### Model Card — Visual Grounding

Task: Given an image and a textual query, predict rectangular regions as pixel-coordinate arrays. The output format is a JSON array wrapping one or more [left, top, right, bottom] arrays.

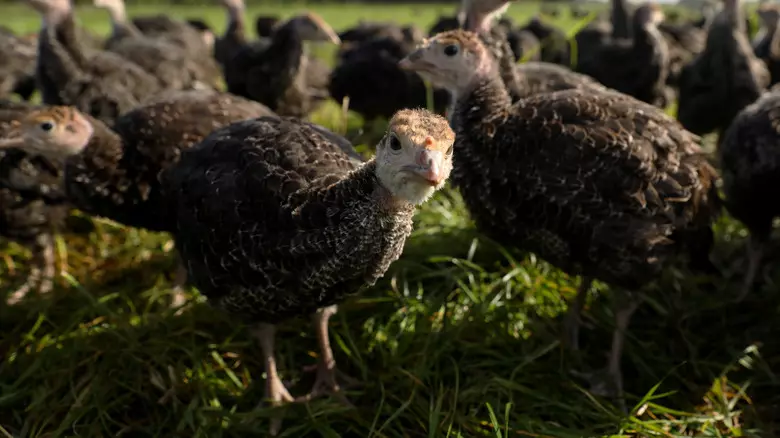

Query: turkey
[[677, 0, 770, 139], [0, 91, 276, 308], [719, 89, 780, 300], [0, 100, 67, 305], [401, 29, 720, 408], [329, 26, 449, 122], [93, 0, 221, 91], [753, 3, 780, 86], [222, 10, 340, 118], [575, 3, 672, 108], [162, 109, 454, 435], [26, 0, 162, 126]]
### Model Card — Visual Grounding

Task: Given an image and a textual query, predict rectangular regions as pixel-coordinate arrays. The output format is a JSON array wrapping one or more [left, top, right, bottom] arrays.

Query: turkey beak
[[318, 22, 341, 44], [413, 148, 445, 186], [399, 48, 426, 71]]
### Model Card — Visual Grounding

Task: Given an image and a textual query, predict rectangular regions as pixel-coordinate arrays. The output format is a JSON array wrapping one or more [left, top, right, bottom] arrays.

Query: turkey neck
[[610, 0, 631, 39], [64, 116, 124, 186], [223, 2, 247, 46], [104, 1, 144, 41], [451, 65, 512, 144], [292, 160, 415, 217], [723, 0, 745, 32], [632, 17, 665, 57], [37, 11, 89, 94], [263, 20, 307, 90]]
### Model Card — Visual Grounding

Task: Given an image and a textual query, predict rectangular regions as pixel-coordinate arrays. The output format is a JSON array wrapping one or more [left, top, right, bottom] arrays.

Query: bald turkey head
[[0, 107, 94, 160]]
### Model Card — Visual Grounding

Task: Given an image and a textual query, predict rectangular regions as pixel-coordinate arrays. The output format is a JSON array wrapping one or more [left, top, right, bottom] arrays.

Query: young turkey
[[400, 29, 721, 408], [161, 109, 454, 435], [0, 100, 67, 304], [222, 10, 340, 118], [92, 0, 221, 91], [0, 91, 276, 308], [575, 3, 672, 108], [719, 89, 780, 300], [26, 0, 162, 126]]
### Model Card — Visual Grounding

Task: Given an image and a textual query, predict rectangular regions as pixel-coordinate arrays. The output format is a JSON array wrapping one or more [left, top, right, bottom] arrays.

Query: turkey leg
[[297, 305, 358, 404], [563, 276, 591, 351], [6, 233, 56, 305], [250, 323, 294, 437], [736, 233, 765, 302]]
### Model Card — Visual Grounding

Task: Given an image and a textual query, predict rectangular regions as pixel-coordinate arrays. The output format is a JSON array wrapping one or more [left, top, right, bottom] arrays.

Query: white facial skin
[[375, 130, 454, 206], [0, 110, 94, 160], [400, 39, 491, 95]]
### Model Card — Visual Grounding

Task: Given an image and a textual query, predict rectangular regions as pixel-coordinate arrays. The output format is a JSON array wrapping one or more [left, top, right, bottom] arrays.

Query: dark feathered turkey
[[401, 29, 721, 408], [329, 34, 450, 121], [677, 0, 770, 138], [575, 3, 672, 108], [161, 109, 454, 436], [63, 91, 276, 232], [223, 13, 340, 118], [719, 89, 780, 299], [93, 0, 221, 91], [753, 4, 780, 86], [29, 0, 163, 126]]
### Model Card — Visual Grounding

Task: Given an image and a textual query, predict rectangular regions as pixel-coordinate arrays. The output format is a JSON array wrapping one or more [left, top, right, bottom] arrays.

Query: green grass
[[2, 2, 780, 437]]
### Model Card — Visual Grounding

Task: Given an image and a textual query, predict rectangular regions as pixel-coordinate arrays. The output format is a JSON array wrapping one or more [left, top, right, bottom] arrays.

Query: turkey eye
[[40, 122, 54, 132], [389, 135, 402, 151], [444, 44, 459, 56], [446, 144, 454, 155]]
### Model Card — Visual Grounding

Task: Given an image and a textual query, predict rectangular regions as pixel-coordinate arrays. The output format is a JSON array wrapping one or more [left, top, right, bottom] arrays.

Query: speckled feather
[[476, 26, 605, 101], [451, 64, 720, 289], [0, 101, 68, 245], [36, 14, 162, 126], [163, 117, 418, 322], [63, 91, 276, 232], [719, 90, 780, 239]]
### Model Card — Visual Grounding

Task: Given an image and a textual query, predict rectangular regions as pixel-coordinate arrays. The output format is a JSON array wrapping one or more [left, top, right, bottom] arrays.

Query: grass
[[1, 2, 779, 437]]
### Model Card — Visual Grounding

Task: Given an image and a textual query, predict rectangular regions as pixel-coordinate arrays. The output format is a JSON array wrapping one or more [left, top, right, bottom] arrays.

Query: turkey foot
[[250, 323, 295, 437], [6, 233, 56, 305], [296, 305, 358, 405]]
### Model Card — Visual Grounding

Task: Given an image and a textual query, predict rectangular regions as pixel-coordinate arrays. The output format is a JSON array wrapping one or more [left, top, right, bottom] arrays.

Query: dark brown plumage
[[719, 89, 780, 299], [94, 0, 221, 91], [329, 27, 450, 122], [0, 29, 37, 101], [677, 0, 770, 138], [162, 109, 454, 436], [0, 91, 276, 308], [28, 0, 163, 126], [223, 12, 340, 118], [753, 4, 780, 86], [0, 100, 67, 305], [575, 3, 672, 107], [401, 29, 720, 407]]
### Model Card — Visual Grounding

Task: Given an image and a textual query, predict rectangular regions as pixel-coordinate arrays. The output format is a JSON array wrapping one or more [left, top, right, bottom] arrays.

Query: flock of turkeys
[[1, 0, 779, 434]]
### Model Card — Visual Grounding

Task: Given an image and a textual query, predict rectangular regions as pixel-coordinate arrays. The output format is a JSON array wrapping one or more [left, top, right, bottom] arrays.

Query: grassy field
[[1, 2, 779, 437]]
